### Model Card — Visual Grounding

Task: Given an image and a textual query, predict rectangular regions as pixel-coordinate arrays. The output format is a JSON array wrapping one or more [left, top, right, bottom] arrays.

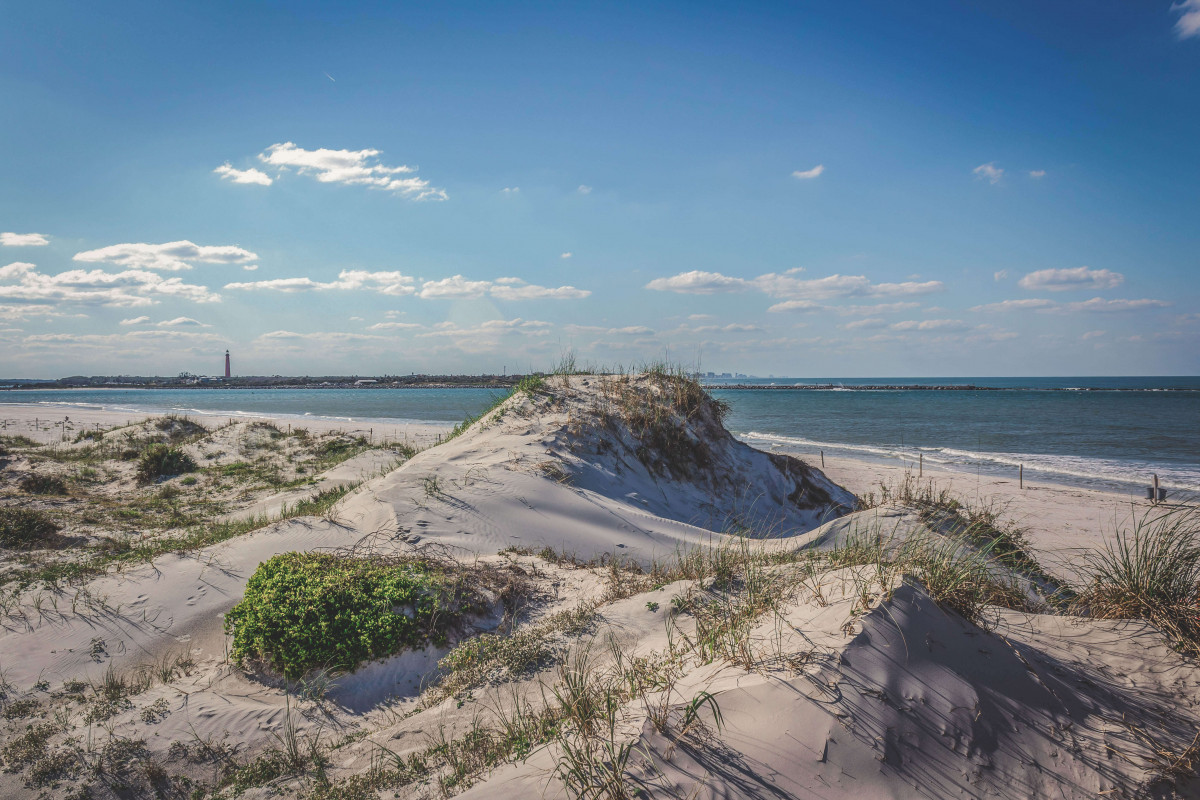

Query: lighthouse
[[224, 350, 231, 379]]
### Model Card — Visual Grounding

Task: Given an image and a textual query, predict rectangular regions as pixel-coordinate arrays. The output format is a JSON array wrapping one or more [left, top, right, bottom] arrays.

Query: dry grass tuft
[[1076, 505, 1200, 657]]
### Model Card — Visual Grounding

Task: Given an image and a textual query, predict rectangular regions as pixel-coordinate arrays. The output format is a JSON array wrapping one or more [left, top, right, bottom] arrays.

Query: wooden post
[[820, 450, 825, 469], [1019, 464, 1023, 490], [919, 453, 923, 477], [1153, 473, 1160, 505]]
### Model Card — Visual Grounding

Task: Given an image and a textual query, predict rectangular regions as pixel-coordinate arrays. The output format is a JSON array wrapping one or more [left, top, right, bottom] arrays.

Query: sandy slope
[[1, 376, 1197, 799]]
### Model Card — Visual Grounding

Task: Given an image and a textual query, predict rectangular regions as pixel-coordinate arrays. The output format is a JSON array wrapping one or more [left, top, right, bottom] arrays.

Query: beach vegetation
[[0, 507, 63, 549], [18, 473, 69, 495], [1076, 505, 1200, 657], [135, 443, 197, 484], [0, 434, 41, 449], [224, 552, 497, 680], [859, 471, 1059, 599]]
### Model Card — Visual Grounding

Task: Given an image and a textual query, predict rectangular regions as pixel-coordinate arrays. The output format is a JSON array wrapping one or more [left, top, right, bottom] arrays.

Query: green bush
[[19, 474, 68, 495], [225, 552, 477, 679], [0, 507, 62, 548], [135, 444, 197, 484]]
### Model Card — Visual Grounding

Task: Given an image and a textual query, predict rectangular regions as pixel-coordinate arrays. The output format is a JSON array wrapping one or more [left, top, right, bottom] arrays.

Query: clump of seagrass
[[1076, 505, 1200, 657]]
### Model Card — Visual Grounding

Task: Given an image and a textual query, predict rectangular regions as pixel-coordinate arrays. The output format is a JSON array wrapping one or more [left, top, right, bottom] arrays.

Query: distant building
[[224, 350, 231, 378]]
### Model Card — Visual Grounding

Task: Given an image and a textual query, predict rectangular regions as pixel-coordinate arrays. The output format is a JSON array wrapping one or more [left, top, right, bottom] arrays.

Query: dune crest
[[341, 372, 857, 559]]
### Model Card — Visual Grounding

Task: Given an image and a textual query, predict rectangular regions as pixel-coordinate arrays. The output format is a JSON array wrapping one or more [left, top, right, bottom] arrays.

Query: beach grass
[[1077, 504, 1200, 656]]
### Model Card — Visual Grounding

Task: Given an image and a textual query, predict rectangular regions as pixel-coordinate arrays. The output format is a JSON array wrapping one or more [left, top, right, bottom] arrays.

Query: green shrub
[[19, 474, 68, 495], [225, 552, 480, 679], [135, 444, 197, 484], [0, 507, 62, 548]]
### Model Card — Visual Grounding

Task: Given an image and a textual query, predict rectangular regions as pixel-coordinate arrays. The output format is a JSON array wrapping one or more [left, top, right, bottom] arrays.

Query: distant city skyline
[[2, 2, 1198, 378]]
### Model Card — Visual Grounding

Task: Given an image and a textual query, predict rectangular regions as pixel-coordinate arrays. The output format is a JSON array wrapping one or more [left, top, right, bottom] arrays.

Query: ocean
[[3, 377, 1197, 495]]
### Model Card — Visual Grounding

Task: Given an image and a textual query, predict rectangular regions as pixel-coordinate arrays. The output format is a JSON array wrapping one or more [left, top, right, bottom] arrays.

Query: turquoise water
[[3, 377, 1197, 493]]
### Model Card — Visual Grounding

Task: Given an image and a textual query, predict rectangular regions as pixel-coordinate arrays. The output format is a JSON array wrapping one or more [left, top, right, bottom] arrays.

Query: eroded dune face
[[339, 373, 858, 561]]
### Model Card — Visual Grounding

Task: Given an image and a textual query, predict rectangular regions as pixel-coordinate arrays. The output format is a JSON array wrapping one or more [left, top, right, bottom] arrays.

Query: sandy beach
[[1, 376, 1197, 799]]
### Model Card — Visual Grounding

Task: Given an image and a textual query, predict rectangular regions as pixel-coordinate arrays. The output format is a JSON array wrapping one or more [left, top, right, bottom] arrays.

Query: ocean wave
[[740, 431, 1200, 492]]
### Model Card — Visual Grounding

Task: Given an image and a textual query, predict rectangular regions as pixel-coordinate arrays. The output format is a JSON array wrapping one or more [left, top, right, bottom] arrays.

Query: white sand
[[815, 451, 1177, 582], [0, 401, 448, 450]]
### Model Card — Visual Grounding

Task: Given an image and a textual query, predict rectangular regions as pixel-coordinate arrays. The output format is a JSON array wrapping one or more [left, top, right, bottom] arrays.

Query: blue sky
[[2, 1, 1198, 378]]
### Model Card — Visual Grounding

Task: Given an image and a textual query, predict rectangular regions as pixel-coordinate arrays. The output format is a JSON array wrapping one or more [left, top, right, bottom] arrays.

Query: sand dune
[[0, 374, 1197, 799]]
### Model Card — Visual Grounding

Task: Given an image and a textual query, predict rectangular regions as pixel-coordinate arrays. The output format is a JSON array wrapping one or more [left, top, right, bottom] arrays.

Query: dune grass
[[1077, 505, 1200, 657], [134, 443, 198, 484], [0, 507, 63, 550]]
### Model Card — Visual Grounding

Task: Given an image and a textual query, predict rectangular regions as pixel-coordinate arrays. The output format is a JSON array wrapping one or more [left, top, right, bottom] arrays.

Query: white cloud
[[842, 317, 888, 330], [1081, 330, 1106, 340], [791, 165, 824, 180], [1018, 266, 1124, 292], [258, 142, 446, 200], [1029, 170, 1046, 179], [418, 275, 494, 299], [501, 187, 520, 194], [973, 162, 1004, 184], [1174, 0, 1200, 38], [225, 270, 587, 301], [338, 270, 416, 296], [157, 317, 210, 327], [489, 279, 589, 300], [256, 330, 387, 346], [1, 232, 49, 247], [214, 163, 273, 186], [970, 298, 1055, 312], [560, 252, 572, 259], [676, 322, 762, 334], [367, 322, 424, 331], [687, 314, 713, 321], [1056, 297, 1170, 313], [645, 270, 749, 294], [752, 272, 943, 299], [415, 318, 552, 352], [0, 303, 80, 321], [891, 319, 971, 332], [0, 261, 220, 306], [577, 185, 593, 194], [243, 264, 258, 271], [23, 330, 228, 349], [834, 302, 920, 316], [766, 299, 823, 313], [993, 270, 1008, 281], [225, 269, 416, 295], [120, 316, 150, 326], [74, 240, 258, 272], [225, 277, 333, 293]]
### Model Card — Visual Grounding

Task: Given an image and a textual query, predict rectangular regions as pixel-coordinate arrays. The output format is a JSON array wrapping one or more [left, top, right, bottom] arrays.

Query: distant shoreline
[[4, 379, 1196, 392]]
